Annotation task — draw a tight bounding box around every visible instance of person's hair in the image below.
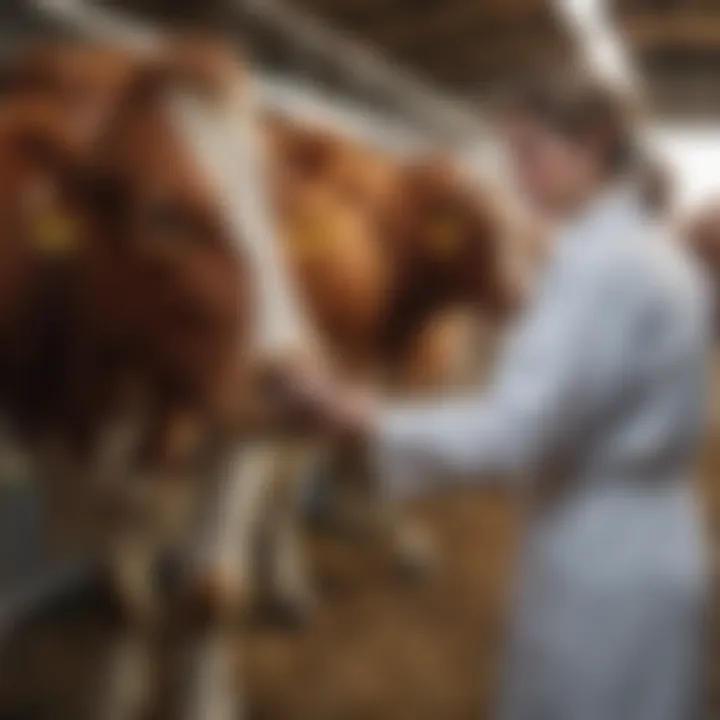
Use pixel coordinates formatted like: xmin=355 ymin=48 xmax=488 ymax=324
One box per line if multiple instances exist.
xmin=503 ymin=70 xmax=671 ymax=214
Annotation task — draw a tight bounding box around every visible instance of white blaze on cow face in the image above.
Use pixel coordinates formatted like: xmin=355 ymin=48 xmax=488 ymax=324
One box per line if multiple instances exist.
xmin=167 ymin=82 xmax=314 ymax=357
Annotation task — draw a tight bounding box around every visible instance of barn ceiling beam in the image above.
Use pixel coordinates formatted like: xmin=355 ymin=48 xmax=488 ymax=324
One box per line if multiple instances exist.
xmin=367 ymin=5 xmax=561 ymax=55
xmin=400 ymin=26 xmax=571 ymax=75
xmin=295 ymin=0 xmax=533 ymax=26
xmin=554 ymin=0 xmax=637 ymax=86
xmin=32 ymin=0 xmax=159 ymax=47
xmin=619 ymin=15 xmax=720 ymax=52
xmin=640 ymin=49 xmax=720 ymax=78
xmin=403 ymin=34 xmax=570 ymax=81
xmin=646 ymin=80 xmax=720 ymax=119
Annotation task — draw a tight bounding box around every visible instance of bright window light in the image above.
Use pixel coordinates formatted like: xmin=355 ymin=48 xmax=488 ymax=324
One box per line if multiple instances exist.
xmin=556 ymin=0 xmax=635 ymax=85
xmin=651 ymin=125 xmax=720 ymax=211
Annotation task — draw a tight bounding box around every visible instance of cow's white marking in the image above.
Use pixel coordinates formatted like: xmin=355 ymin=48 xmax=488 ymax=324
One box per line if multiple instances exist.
xmin=189 ymin=444 xmax=276 ymax=594
xmin=169 ymin=79 xmax=325 ymax=624
xmin=168 ymin=82 xmax=314 ymax=356
xmin=96 ymin=627 xmax=153 ymax=720
xmin=181 ymin=627 xmax=237 ymax=720
xmin=34 ymin=0 xmax=159 ymax=51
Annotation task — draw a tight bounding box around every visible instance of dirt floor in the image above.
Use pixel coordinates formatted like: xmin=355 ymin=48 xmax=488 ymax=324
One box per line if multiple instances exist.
xmin=0 ymin=440 xmax=718 ymax=719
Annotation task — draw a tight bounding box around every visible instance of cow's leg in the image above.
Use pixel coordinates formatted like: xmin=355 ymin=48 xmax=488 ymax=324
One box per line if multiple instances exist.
xmin=93 ymin=530 xmax=157 ymax=720
xmin=96 ymin=623 xmax=154 ymax=720
xmin=90 ymin=469 xmax=175 ymax=720
xmin=328 ymin=439 xmax=437 ymax=580
xmin=262 ymin=444 xmax=321 ymax=626
xmin=81 ymin=416 xmax=165 ymax=720
xmin=300 ymin=449 xmax=339 ymax=531
xmin=179 ymin=445 xmax=274 ymax=720
xmin=179 ymin=626 xmax=238 ymax=720
xmin=365 ymin=312 xmax=479 ymax=579
xmin=381 ymin=509 xmax=437 ymax=581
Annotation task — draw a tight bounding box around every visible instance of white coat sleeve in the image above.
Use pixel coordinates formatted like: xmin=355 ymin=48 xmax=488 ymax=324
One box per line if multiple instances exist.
xmin=375 ymin=247 xmax=625 ymax=501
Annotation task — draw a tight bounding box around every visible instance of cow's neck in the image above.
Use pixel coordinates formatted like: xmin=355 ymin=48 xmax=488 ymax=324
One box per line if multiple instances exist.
xmin=168 ymin=86 xmax=314 ymax=359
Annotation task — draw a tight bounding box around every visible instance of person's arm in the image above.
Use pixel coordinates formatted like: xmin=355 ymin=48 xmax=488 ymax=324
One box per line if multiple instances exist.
xmin=373 ymin=246 xmax=623 ymax=501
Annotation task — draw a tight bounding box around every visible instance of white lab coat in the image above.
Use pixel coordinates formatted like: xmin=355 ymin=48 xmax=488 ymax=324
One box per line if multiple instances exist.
xmin=374 ymin=187 xmax=712 ymax=720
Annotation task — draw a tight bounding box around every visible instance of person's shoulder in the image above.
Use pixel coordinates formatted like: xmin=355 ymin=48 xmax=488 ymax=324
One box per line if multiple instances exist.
xmin=644 ymin=226 xmax=707 ymax=302
xmin=615 ymin=225 xmax=711 ymax=329
xmin=560 ymin=222 xmax=704 ymax=312
xmin=552 ymin=229 xmax=638 ymax=296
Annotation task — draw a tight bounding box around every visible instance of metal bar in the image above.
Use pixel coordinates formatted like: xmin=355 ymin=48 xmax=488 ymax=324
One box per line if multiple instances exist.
xmin=233 ymin=0 xmax=488 ymax=145
xmin=258 ymin=75 xmax=428 ymax=153
xmin=27 ymin=0 xmax=473 ymax=152
xmin=554 ymin=0 xmax=638 ymax=87
xmin=32 ymin=0 xmax=160 ymax=47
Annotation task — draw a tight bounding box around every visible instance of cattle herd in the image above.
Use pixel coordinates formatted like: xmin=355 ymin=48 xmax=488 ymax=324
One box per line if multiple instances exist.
xmin=5 ymin=30 xmax=719 ymax=720
xmin=0 ymin=35 xmax=537 ymax=719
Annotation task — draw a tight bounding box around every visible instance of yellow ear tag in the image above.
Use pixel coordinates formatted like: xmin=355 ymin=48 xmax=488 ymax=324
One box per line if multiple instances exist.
xmin=32 ymin=210 xmax=82 ymax=257
xmin=424 ymin=216 xmax=462 ymax=259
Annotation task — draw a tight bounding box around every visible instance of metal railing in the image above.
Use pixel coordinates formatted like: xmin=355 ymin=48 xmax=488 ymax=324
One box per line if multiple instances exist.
xmin=25 ymin=0 xmax=492 ymax=153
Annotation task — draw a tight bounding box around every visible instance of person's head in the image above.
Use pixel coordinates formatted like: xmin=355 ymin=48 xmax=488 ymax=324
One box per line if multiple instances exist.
xmin=501 ymin=71 xmax=669 ymax=220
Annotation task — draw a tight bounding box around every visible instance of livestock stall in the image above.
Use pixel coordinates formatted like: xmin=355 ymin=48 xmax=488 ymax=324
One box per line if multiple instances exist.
xmin=0 ymin=1 xmax=718 ymax=719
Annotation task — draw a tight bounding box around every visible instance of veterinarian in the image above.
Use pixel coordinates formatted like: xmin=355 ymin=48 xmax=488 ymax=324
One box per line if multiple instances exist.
xmin=287 ymin=71 xmax=713 ymax=720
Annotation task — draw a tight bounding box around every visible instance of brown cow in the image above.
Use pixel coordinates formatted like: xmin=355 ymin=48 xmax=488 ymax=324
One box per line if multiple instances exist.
xmin=2 ymin=39 xmax=530 ymax=630
xmin=267 ymin=122 xmax=520 ymax=375
xmin=3 ymin=46 xmax=521 ymax=388
xmin=0 ymin=44 xmax=350 ymax=643
xmin=3 ymin=46 xmax=523 ymax=383
xmin=0 ymin=41 xmax=309 ymax=720
xmin=265 ymin=120 xmax=524 ymax=572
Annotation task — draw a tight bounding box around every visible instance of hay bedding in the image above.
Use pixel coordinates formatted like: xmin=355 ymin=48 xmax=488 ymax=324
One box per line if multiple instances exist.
xmin=1 ymin=381 xmax=719 ymax=720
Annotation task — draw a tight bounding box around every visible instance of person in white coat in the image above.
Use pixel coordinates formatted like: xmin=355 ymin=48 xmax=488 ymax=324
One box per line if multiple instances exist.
xmin=285 ymin=72 xmax=713 ymax=720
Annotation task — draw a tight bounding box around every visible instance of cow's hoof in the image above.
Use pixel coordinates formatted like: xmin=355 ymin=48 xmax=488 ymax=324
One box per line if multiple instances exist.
xmin=392 ymin=528 xmax=437 ymax=583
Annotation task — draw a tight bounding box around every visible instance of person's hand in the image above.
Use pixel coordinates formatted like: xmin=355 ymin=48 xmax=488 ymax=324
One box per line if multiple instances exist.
xmin=268 ymin=357 xmax=379 ymax=441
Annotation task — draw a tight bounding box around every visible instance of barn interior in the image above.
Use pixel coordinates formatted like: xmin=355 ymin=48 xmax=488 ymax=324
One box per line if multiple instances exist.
xmin=0 ymin=1 xmax=718 ymax=719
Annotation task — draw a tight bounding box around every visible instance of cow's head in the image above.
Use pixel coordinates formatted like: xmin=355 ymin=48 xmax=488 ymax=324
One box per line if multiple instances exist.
xmin=388 ymin=157 xmax=527 ymax=319
xmin=64 ymin=41 xmax=261 ymax=410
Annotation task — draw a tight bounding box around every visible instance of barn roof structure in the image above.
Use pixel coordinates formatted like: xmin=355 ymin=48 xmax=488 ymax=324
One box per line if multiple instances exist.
xmin=110 ymin=0 xmax=579 ymax=105
xmin=3 ymin=0 xmax=714 ymax=144
xmin=611 ymin=0 xmax=720 ymax=117
xmin=3 ymin=0 xmax=717 ymax=119
xmin=275 ymin=0 xmax=578 ymax=101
